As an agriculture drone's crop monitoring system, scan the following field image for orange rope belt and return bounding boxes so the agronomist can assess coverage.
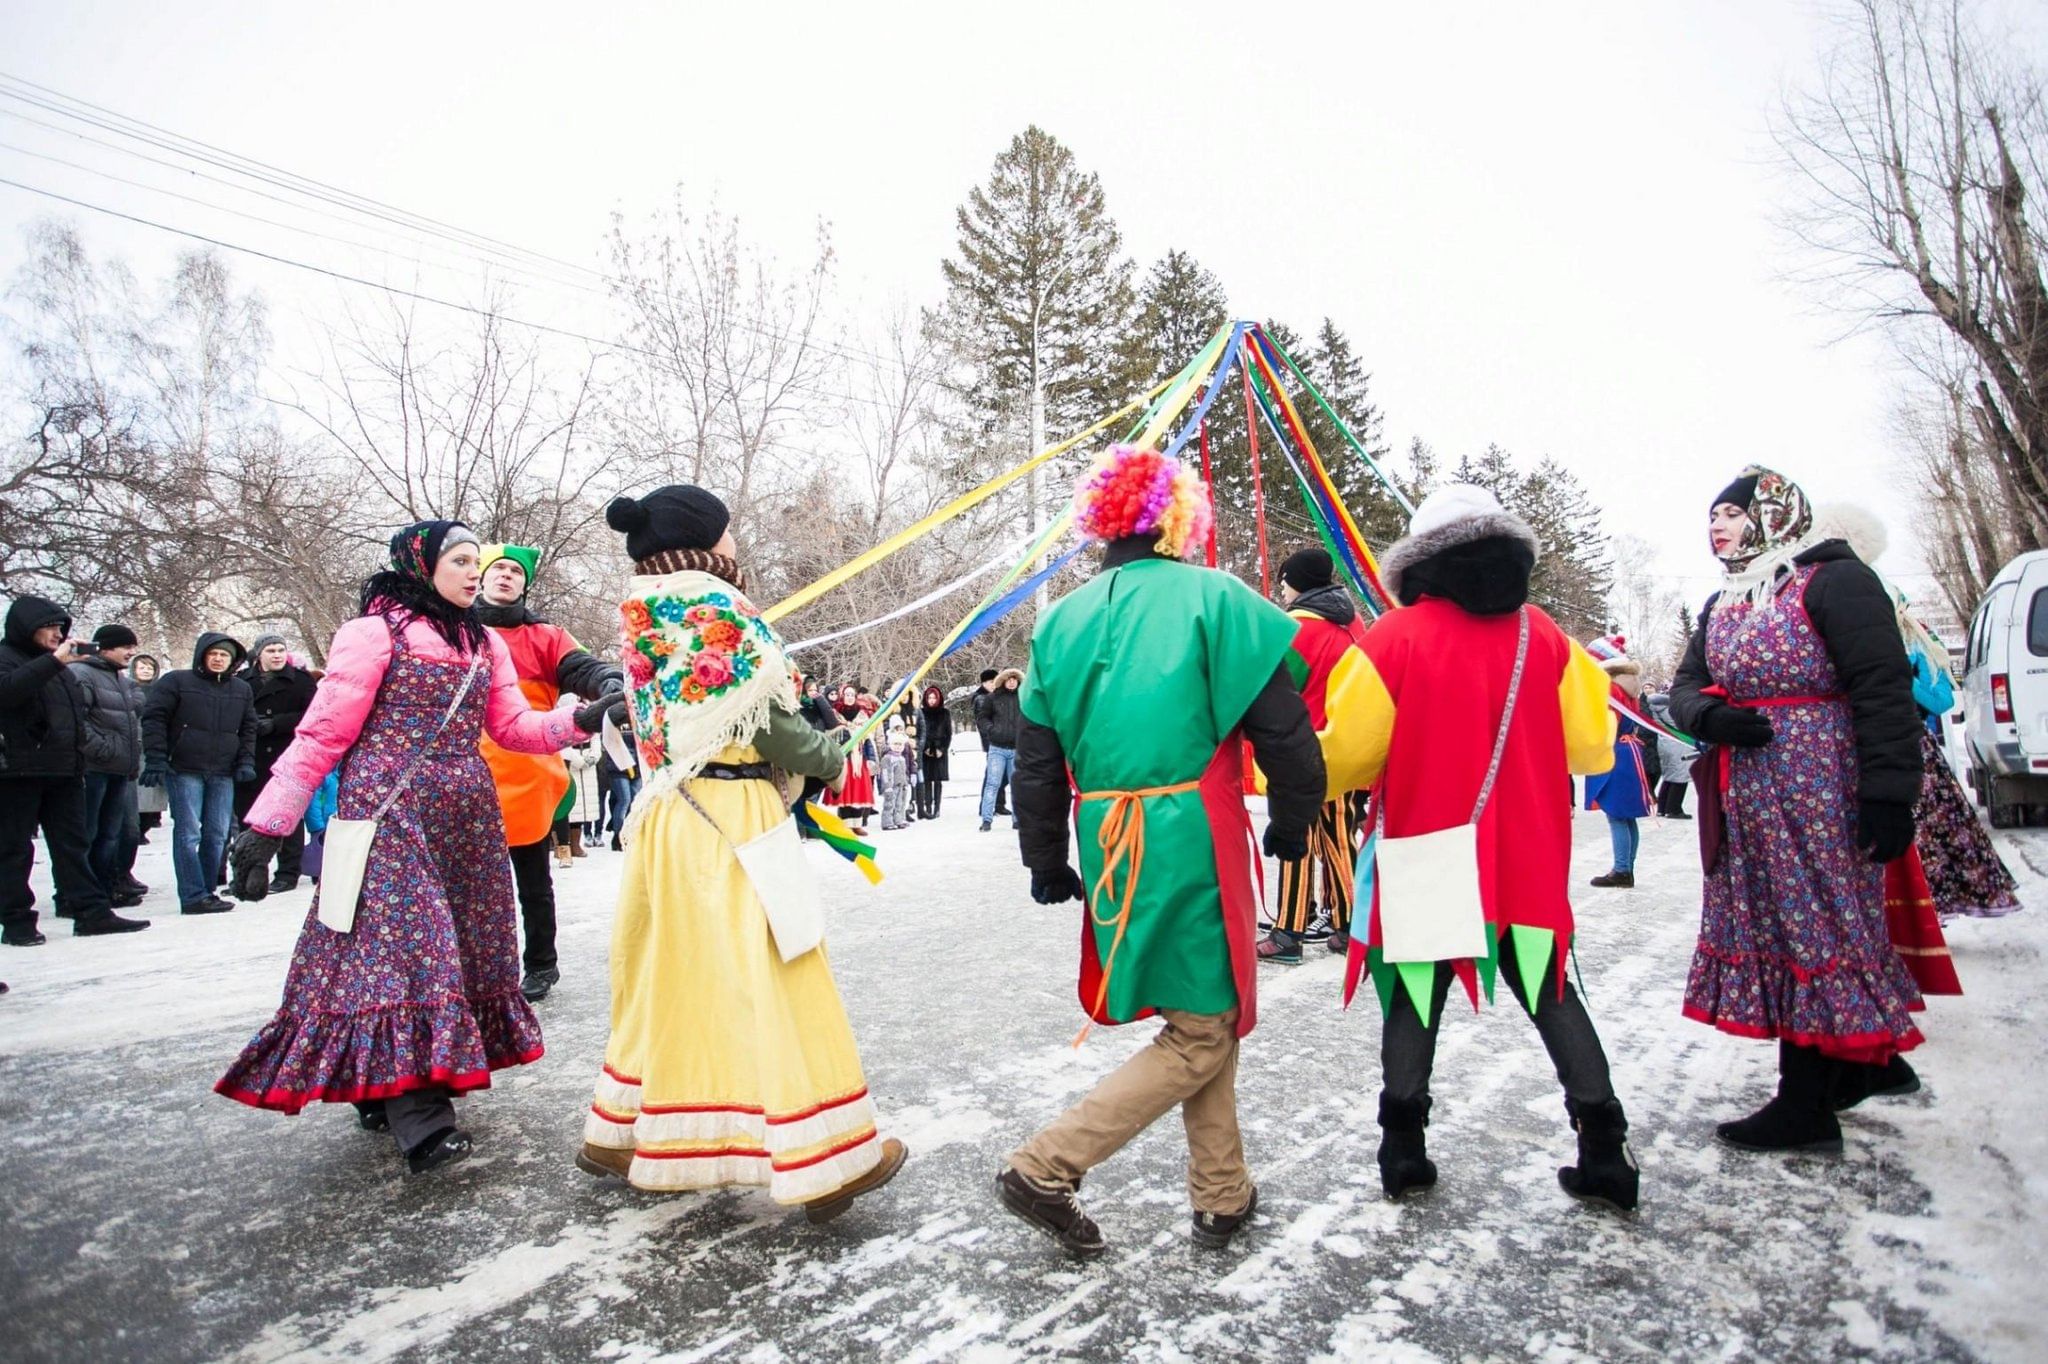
[1071,780,1202,1045]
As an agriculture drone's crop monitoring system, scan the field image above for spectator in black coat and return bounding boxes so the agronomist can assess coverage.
[917,684,954,819]
[974,667,1024,831]
[236,634,319,892]
[70,623,150,906]
[0,596,150,945]
[142,632,255,915]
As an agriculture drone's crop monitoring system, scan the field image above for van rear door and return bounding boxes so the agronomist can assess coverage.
[2012,560,2048,759]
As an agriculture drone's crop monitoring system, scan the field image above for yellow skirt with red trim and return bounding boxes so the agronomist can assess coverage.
[582,746,883,1203]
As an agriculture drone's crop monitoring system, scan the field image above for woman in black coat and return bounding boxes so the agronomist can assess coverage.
[1667,465,1924,1156]
[236,635,319,892]
[916,684,953,819]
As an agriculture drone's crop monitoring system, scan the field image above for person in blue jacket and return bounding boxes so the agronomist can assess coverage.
[1586,655,1654,888]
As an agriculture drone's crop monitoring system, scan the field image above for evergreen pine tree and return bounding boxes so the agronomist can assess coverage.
[927,126,1145,467]
[1295,318,1404,548]
[1138,250,1228,385]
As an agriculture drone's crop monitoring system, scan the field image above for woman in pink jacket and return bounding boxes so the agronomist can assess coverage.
[218,521,622,1176]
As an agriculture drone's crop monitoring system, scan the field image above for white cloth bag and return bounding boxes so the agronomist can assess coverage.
[1375,607,1529,965]
[679,788,826,963]
[316,649,486,934]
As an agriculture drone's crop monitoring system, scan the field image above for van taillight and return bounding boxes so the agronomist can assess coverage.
[1993,674,2013,723]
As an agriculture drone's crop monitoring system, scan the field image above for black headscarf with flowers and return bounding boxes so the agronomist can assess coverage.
[359,518,488,653]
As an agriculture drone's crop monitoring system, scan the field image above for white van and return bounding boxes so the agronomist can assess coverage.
[1962,549,2048,825]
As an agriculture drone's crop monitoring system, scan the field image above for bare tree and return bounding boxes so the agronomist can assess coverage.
[1606,534,1685,684]
[1778,0,2048,544]
[604,193,838,527]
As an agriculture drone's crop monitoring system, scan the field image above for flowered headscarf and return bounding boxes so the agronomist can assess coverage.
[359,519,487,651]
[1715,466,1812,571]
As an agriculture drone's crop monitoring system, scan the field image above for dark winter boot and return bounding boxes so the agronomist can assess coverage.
[1558,1097,1639,1212]
[1376,1094,1438,1199]
[1190,1185,1259,1248]
[1716,1042,1843,1153]
[354,1100,390,1133]
[268,874,299,894]
[997,1167,1106,1258]
[405,1127,474,1176]
[1830,1055,1922,1112]
[1588,870,1635,888]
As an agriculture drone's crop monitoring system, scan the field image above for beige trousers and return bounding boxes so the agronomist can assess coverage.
[1008,1008,1252,1214]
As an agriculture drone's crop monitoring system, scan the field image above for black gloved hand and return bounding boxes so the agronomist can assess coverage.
[139,756,168,789]
[229,827,284,901]
[234,765,258,784]
[574,696,628,734]
[1262,825,1309,861]
[255,715,277,738]
[1030,865,1086,905]
[1856,799,1915,864]
[1693,703,1774,749]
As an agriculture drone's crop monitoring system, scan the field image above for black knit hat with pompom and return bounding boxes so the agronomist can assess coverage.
[605,485,730,562]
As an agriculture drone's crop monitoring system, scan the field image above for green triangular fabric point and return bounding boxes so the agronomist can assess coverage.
[1511,924,1555,1018]
[1476,924,1501,1006]
[1367,946,1398,1020]
[1395,960,1439,1029]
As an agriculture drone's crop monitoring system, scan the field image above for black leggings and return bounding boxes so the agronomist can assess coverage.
[1381,931,1616,1108]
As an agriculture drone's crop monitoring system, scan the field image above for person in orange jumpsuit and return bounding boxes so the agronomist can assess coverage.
[477,545,622,1002]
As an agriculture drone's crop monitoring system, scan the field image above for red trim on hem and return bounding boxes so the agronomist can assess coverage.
[772,1127,878,1172]
[629,1087,870,1123]
[1680,1005,1923,1061]
[214,1046,545,1114]
[633,1144,771,1161]
[601,1062,642,1086]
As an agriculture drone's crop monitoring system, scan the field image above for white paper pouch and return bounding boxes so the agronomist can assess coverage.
[1375,822,1489,963]
[315,817,378,933]
[733,815,826,962]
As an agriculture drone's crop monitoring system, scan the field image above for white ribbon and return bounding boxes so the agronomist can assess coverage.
[784,534,1035,654]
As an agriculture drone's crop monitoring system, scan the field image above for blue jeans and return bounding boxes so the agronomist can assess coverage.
[169,772,235,906]
[606,774,639,835]
[979,746,1016,823]
[81,771,138,891]
[1606,816,1639,874]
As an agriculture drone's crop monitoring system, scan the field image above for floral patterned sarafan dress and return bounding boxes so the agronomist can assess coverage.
[1683,570,1926,1064]
[218,617,573,1109]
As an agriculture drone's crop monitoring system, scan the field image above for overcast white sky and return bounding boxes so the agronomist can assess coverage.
[4,0,2045,612]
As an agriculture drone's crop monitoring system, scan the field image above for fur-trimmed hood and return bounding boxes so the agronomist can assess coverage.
[1380,485,1541,610]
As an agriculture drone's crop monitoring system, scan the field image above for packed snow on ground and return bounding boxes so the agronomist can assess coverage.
[2,753,2043,1363]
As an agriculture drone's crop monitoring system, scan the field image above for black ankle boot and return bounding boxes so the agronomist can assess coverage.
[1717,1042,1843,1153]
[1376,1094,1438,1198]
[1558,1096,1639,1211]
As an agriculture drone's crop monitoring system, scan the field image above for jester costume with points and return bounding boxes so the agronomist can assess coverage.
[1000,446,1324,1255]
[1318,485,1638,1210]
[580,485,903,1214]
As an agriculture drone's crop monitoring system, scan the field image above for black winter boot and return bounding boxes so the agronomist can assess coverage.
[1716,1042,1843,1153]
[1558,1097,1639,1212]
[1376,1094,1438,1199]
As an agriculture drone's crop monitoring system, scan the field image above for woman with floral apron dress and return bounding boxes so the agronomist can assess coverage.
[219,521,612,1175]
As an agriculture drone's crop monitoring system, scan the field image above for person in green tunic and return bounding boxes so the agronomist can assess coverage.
[996,445,1326,1258]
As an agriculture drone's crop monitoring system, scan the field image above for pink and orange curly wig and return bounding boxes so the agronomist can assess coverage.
[1071,444,1214,561]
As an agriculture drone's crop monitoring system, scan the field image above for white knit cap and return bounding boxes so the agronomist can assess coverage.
[1379,483,1540,602]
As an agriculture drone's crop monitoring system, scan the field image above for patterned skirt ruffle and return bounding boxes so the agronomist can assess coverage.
[1916,733,2021,919]
[1683,943,1924,1065]
[216,990,544,1113]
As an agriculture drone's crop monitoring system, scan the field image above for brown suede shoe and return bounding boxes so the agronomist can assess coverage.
[997,1166,1106,1258]
[575,1142,634,1181]
[804,1137,908,1224]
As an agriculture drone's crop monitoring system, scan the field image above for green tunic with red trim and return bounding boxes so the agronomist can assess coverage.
[1021,558,1299,1033]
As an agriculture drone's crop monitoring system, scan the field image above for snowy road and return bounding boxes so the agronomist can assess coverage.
[3,764,2044,1363]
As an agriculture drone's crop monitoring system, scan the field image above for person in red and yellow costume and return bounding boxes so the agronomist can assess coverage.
[1257,546,1372,964]
[997,445,1326,1258]
[1319,484,1639,1212]
[476,544,622,1003]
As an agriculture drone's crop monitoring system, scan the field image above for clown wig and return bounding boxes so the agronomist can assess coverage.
[1071,444,1215,561]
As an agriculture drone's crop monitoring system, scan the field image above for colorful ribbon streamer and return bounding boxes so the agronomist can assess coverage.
[797,801,883,884]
